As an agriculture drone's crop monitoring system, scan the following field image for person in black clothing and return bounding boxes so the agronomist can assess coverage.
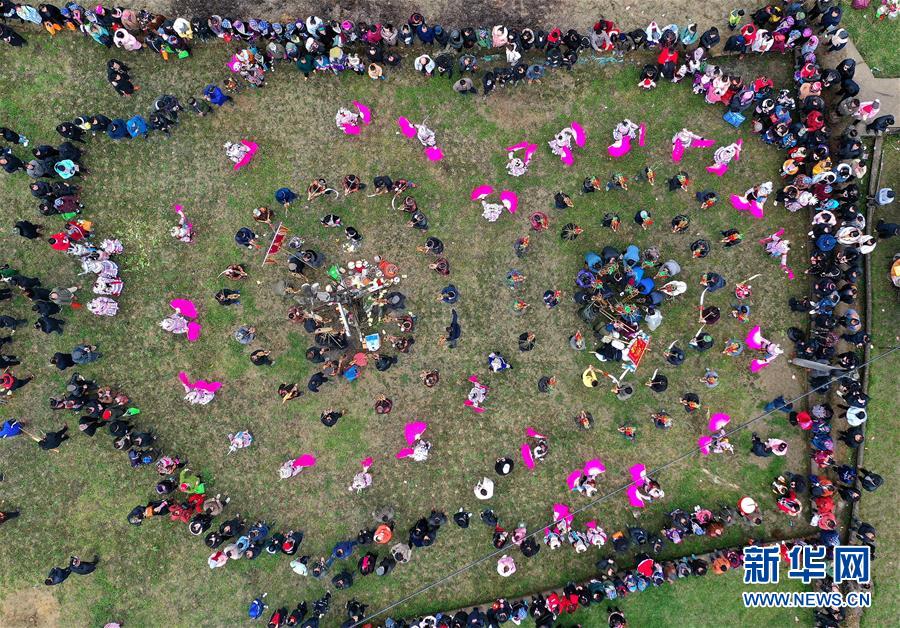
[44,566,70,586]
[12,220,42,239]
[0,151,25,174]
[441,309,460,348]
[55,122,85,143]
[307,372,328,393]
[0,318,27,334]
[37,424,69,451]
[68,555,99,575]
[249,349,274,366]
[49,352,75,370]
[374,353,397,371]
[35,316,65,334]
[0,24,27,47]
[320,409,342,427]
[32,301,61,317]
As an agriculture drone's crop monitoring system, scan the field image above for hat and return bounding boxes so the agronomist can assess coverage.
[495,457,514,476]
[474,477,494,500]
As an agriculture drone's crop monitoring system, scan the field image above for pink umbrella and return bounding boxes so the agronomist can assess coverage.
[553,503,573,526]
[583,458,606,476]
[424,146,443,161]
[626,463,647,508]
[731,194,764,218]
[708,413,731,432]
[499,190,518,214]
[361,456,373,469]
[566,469,583,490]
[395,448,415,459]
[404,421,428,445]
[506,141,538,164]
[745,325,765,350]
[170,298,198,319]
[750,359,770,373]
[397,117,417,138]
[471,184,494,200]
[354,101,372,125]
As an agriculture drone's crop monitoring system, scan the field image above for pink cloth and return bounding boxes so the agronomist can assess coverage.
[506,141,538,163]
[638,123,646,146]
[424,146,443,161]
[698,435,713,456]
[607,135,631,158]
[525,427,545,439]
[559,145,574,166]
[341,124,361,135]
[354,101,372,125]
[187,321,202,342]
[170,299,198,319]
[750,359,770,373]
[566,470,583,490]
[233,140,258,170]
[672,138,686,162]
[361,456,373,468]
[731,194,764,218]
[178,371,222,393]
[627,485,645,508]
[707,162,729,176]
[571,122,586,147]
[521,443,535,469]
[290,454,317,469]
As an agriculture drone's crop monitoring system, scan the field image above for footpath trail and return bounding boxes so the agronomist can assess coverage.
[822,38,900,135]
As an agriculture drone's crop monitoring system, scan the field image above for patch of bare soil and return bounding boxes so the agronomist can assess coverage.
[1,589,61,628]
[139,0,768,31]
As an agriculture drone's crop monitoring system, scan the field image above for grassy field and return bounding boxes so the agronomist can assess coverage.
[563,568,814,627]
[841,6,900,77]
[0,31,831,626]
[858,134,899,628]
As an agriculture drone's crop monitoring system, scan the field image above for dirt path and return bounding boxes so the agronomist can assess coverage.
[1,589,61,628]
[140,0,767,31]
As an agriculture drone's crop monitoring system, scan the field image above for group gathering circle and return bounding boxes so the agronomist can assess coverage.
[0,1,897,627]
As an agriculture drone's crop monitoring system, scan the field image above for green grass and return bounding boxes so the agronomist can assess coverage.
[858,134,900,627]
[560,568,813,627]
[0,30,831,626]
[841,6,900,77]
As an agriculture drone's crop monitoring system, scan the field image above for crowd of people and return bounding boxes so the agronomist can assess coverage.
[0,1,895,627]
